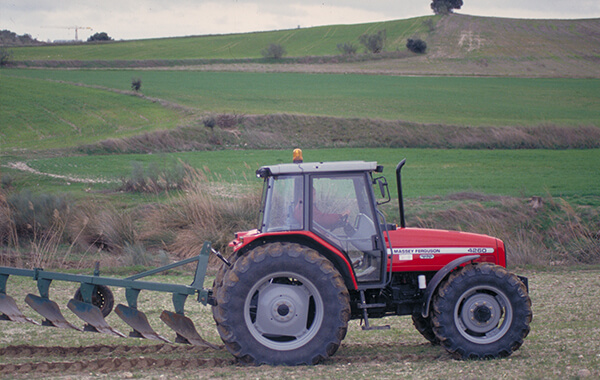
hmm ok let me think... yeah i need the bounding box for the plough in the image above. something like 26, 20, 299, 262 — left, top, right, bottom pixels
0, 241, 220, 350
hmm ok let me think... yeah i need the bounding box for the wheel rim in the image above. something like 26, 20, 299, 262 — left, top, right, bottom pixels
244, 271, 324, 351
453, 285, 513, 344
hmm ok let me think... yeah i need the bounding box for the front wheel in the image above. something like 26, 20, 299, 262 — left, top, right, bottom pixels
431, 264, 532, 359
212, 242, 350, 365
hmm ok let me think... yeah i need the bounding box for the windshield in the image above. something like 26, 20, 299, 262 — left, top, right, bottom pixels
260, 175, 304, 233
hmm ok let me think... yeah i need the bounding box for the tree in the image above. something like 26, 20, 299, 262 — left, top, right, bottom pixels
261, 43, 286, 59
406, 38, 427, 54
431, 0, 463, 15
87, 32, 113, 42
359, 30, 386, 54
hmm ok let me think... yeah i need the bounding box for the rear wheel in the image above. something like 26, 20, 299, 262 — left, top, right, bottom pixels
212, 242, 350, 365
432, 264, 532, 359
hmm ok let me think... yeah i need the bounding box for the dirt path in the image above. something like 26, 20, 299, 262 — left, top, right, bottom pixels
4, 162, 117, 184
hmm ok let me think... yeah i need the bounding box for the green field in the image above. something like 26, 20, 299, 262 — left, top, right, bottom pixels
6, 148, 600, 200
0, 75, 187, 150
8, 17, 433, 61
2, 70, 600, 152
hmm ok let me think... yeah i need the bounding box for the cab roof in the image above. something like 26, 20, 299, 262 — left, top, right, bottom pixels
256, 161, 382, 178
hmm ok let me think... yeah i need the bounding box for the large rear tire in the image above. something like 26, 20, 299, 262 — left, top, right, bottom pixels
212, 242, 350, 365
431, 264, 532, 359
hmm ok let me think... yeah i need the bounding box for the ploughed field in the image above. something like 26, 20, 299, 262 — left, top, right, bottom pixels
0, 269, 598, 378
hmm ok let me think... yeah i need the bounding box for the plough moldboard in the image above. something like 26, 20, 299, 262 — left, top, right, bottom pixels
0, 241, 220, 350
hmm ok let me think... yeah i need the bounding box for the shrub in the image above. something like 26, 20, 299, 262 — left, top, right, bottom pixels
406, 38, 427, 54
261, 43, 286, 59
0, 47, 12, 66
119, 159, 190, 194
131, 77, 142, 92
1, 174, 13, 189
203, 116, 216, 130
6, 190, 72, 241
69, 203, 138, 254
359, 30, 386, 54
216, 113, 243, 129
336, 42, 357, 55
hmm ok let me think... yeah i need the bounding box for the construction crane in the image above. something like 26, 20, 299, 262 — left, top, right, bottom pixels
41, 26, 93, 41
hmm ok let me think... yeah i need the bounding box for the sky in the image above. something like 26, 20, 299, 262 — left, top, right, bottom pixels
1, 0, 599, 42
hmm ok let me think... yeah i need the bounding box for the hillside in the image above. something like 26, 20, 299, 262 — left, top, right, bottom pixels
5, 14, 600, 77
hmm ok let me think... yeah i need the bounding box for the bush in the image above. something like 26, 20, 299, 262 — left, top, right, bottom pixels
406, 38, 427, 54
6, 190, 72, 241
69, 203, 138, 254
261, 43, 286, 59
0, 47, 12, 66
336, 42, 357, 55
359, 30, 386, 54
131, 77, 142, 92
119, 159, 190, 194
203, 116, 216, 130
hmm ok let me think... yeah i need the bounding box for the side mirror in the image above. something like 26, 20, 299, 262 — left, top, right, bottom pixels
374, 177, 391, 205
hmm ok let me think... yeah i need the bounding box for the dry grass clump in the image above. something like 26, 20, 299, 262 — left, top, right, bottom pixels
0, 190, 74, 268
142, 168, 260, 259
407, 193, 600, 267
68, 203, 138, 254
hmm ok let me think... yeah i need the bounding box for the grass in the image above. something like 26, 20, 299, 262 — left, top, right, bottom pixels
0, 268, 598, 379
7, 17, 435, 61
5, 148, 600, 200
2, 70, 600, 153
0, 75, 187, 150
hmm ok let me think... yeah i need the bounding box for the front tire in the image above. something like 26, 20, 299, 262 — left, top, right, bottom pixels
412, 312, 440, 345
212, 242, 350, 365
431, 264, 532, 359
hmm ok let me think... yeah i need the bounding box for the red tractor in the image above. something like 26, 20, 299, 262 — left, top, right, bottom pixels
211, 156, 532, 365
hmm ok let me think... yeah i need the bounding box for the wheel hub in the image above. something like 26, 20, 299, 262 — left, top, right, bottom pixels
253, 280, 312, 338
473, 304, 493, 323
272, 299, 295, 322
460, 293, 502, 334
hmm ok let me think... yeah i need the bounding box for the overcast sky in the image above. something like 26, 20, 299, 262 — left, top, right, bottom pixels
2, 0, 599, 42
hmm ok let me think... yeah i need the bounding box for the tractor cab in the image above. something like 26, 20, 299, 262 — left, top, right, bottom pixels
255, 160, 391, 287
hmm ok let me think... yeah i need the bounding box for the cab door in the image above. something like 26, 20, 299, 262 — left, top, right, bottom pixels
309, 173, 387, 286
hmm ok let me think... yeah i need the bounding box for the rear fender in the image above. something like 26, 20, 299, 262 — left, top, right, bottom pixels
233, 233, 358, 290
421, 255, 480, 318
